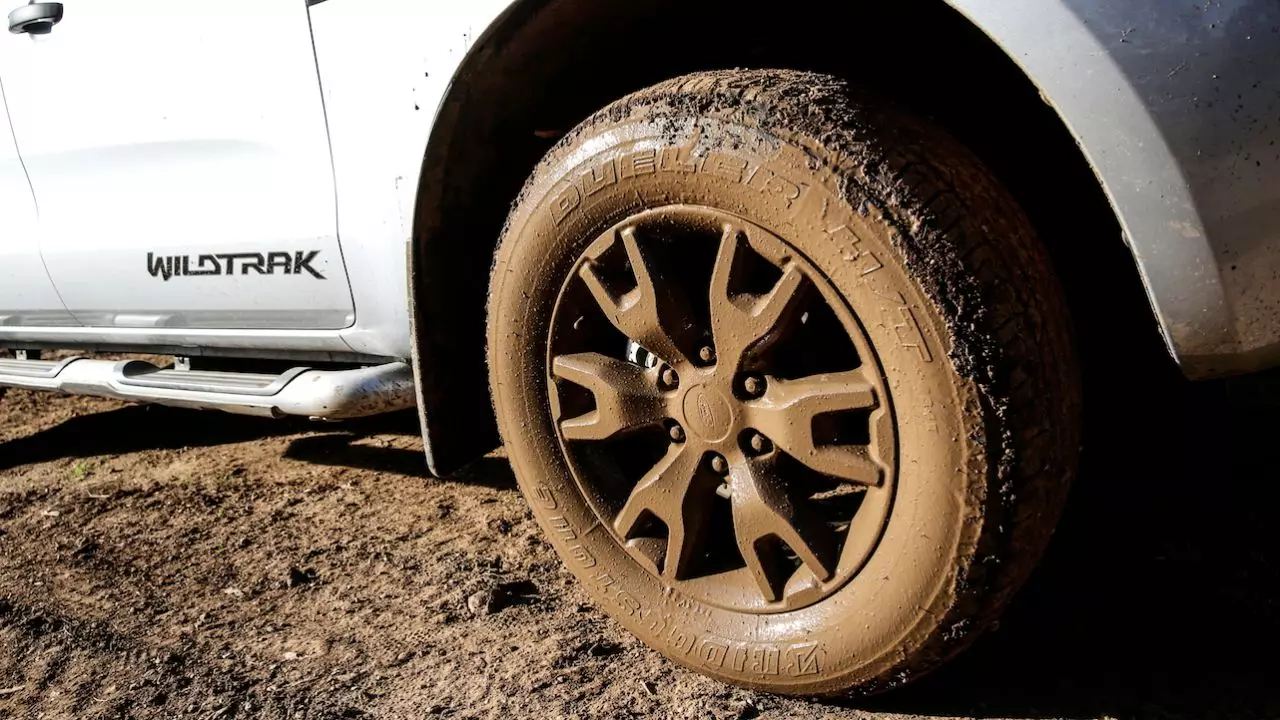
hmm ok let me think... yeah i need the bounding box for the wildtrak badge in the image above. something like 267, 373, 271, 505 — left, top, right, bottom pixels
147, 251, 325, 281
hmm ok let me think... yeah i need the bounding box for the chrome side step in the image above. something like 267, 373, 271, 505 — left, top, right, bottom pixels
0, 357, 415, 419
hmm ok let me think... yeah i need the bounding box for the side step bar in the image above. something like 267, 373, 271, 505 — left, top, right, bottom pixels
0, 357, 415, 419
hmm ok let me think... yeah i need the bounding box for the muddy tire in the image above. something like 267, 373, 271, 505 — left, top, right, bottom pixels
486, 70, 1080, 696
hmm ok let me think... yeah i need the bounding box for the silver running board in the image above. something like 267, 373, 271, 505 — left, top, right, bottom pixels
0, 357, 415, 419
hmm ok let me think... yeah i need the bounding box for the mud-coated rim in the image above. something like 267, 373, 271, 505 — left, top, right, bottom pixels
545, 205, 897, 614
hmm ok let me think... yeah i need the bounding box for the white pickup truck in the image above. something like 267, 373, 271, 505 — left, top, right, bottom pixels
3, 0, 1277, 697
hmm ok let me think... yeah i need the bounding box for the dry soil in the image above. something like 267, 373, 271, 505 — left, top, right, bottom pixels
1, 356, 1278, 719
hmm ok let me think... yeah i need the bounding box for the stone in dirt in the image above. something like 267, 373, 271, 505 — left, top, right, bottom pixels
466, 589, 496, 616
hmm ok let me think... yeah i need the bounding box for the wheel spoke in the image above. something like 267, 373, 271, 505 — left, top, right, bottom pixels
746, 371, 883, 485
709, 224, 808, 366
551, 352, 667, 441
728, 455, 838, 602
579, 226, 695, 367
613, 444, 715, 579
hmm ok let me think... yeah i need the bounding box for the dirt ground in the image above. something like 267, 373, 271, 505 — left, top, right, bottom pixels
2, 352, 1279, 719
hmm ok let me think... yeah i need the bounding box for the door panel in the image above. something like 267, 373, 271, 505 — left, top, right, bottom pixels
0, 78, 75, 327
0, 1, 355, 330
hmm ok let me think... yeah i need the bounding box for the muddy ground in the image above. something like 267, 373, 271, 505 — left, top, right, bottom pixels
2, 348, 1278, 719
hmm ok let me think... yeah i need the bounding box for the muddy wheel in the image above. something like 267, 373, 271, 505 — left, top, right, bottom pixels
487, 70, 1080, 696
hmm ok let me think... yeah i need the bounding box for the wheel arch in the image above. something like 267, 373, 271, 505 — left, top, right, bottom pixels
409, 0, 1172, 475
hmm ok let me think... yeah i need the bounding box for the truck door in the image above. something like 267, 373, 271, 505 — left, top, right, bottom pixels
0, 0, 355, 330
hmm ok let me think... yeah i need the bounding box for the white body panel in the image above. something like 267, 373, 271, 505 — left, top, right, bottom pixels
0, 0, 501, 359
306, 0, 509, 358
0, 0, 354, 332
0, 81, 74, 327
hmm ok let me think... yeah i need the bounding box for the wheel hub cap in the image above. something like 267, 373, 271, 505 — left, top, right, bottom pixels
682, 382, 734, 443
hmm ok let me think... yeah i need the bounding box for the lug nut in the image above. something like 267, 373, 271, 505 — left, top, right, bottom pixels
668, 424, 686, 443
698, 346, 716, 365
742, 375, 765, 397
748, 432, 771, 455
659, 366, 679, 390
709, 454, 728, 475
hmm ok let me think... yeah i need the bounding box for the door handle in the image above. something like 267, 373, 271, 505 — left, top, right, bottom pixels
8, 1, 63, 35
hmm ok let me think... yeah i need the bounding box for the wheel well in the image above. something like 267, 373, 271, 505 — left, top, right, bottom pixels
410, 0, 1154, 475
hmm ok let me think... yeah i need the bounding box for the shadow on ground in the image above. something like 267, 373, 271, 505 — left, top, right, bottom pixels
284, 434, 517, 491
0, 405, 422, 473
866, 350, 1280, 717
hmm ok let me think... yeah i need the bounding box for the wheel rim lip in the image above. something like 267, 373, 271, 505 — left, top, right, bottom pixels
545, 204, 898, 614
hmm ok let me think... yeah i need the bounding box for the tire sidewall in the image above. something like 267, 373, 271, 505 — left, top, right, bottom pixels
489, 116, 987, 694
